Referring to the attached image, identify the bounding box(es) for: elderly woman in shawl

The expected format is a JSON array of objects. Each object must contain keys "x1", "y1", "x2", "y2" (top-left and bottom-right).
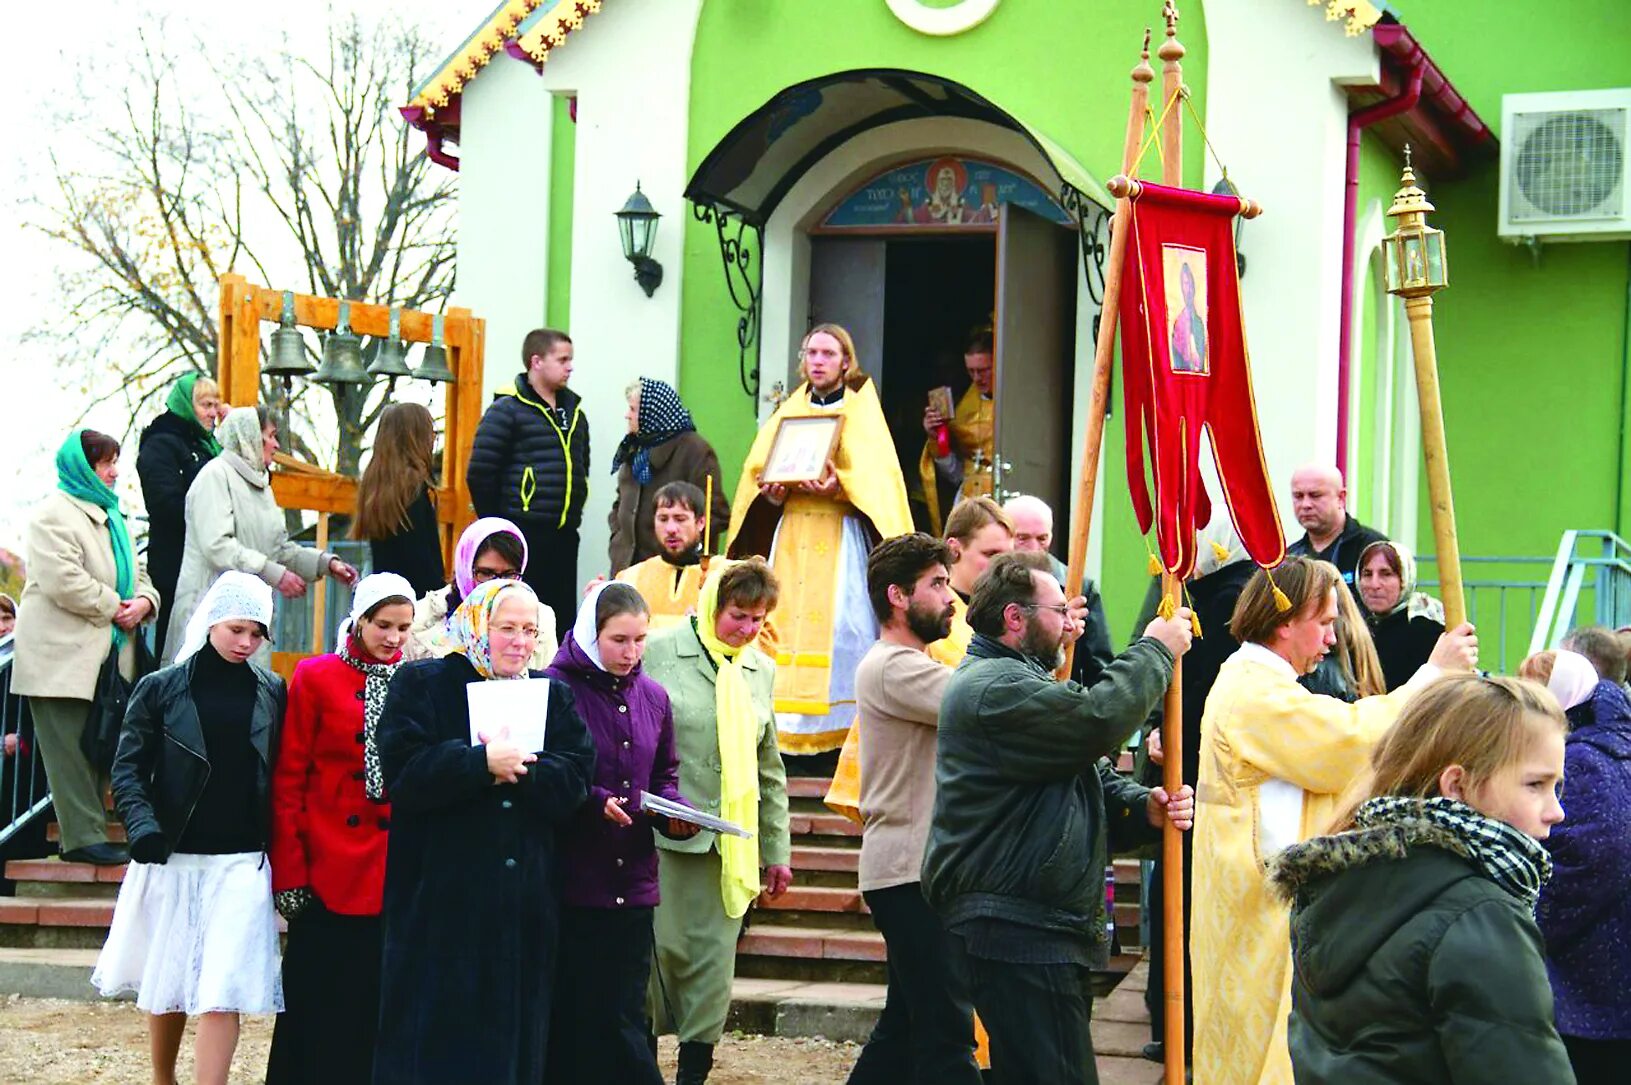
[
  {"x1": 12, "y1": 429, "x2": 160, "y2": 865},
  {"x1": 163, "y1": 406, "x2": 357, "y2": 664},
  {"x1": 1355, "y1": 539, "x2": 1446, "y2": 691},
  {"x1": 136, "y1": 372, "x2": 221, "y2": 658},
  {"x1": 403, "y1": 515, "x2": 558, "y2": 667},
  {"x1": 607, "y1": 377, "x2": 731, "y2": 574},
  {"x1": 643, "y1": 557, "x2": 792, "y2": 1085},
  {"x1": 373, "y1": 578, "x2": 595, "y2": 1085}
]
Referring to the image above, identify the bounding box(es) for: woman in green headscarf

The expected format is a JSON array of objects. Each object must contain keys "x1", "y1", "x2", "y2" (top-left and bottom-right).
[
  {"x1": 13, "y1": 429, "x2": 160, "y2": 866},
  {"x1": 137, "y1": 372, "x2": 222, "y2": 657}
]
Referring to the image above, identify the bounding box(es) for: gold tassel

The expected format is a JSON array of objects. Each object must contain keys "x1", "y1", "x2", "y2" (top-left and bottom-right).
[
  {"x1": 1191, "y1": 612, "x2": 1203, "y2": 638},
  {"x1": 1157, "y1": 595, "x2": 1176, "y2": 621},
  {"x1": 1211, "y1": 540, "x2": 1231, "y2": 564},
  {"x1": 1148, "y1": 553, "x2": 1163, "y2": 576},
  {"x1": 1266, "y1": 567, "x2": 1293, "y2": 612}
]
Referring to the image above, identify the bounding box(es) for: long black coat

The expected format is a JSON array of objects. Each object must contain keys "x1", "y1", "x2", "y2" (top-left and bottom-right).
[
  {"x1": 135, "y1": 411, "x2": 216, "y2": 656},
  {"x1": 373, "y1": 655, "x2": 596, "y2": 1085}
]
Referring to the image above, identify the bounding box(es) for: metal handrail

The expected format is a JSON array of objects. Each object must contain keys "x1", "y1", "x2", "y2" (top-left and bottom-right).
[
  {"x1": 0, "y1": 643, "x2": 52, "y2": 850},
  {"x1": 1528, "y1": 530, "x2": 1631, "y2": 654}
]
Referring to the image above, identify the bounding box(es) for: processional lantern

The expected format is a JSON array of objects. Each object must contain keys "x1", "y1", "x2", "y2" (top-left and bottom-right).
[
  {"x1": 615, "y1": 182, "x2": 664, "y2": 297},
  {"x1": 1382, "y1": 147, "x2": 1448, "y2": 299},
  {"x1": 264, "y1": 290, "x2": 315, "y2": 383},
  {"x1": 314, "y1": 301, "x2": 369, "y2": 385}
]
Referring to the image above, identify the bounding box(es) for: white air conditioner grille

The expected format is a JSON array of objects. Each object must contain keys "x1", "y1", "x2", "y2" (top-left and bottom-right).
[{"x1": 1509, "y1": 108, "x2": 1626, "y2": 221}]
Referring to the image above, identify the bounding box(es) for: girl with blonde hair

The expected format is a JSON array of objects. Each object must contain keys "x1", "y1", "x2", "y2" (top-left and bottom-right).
[{"x1": 1268, "y1": 674, "x2": 1574, "y2": 1083}]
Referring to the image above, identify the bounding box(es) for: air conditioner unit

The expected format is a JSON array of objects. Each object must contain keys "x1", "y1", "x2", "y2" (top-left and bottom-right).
[{"x1": 1499, "y1": 88, "x2": 1631, "y2": 242}]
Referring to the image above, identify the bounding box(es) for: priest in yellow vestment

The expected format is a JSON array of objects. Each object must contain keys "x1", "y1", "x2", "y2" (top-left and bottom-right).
[
  {"x1": 615, "y1": 479, "x2": 710, "y2": 630},
  {"x1": 918, "y1": 329, "x2": 995, "y2": 537},
  {"x1": 1191, "y1": 556, "x2": 1476, "y2": 1085},
  {"x1": 729, "y1": 324, "x2": 913, "y2": 755}
]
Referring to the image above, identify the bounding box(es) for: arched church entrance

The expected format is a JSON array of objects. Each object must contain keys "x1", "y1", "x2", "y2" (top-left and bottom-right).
[{"x1": 686, "y1": 69, "x2": 1113, "y2": 538}]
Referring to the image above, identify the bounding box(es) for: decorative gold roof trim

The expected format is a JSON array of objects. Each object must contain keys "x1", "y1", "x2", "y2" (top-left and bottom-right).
[
  {"x1": 407, "y1": 0, "x2": 603, "y2": 120},
  {"x1": 1306, "y1": 0, "x2": 1383, "y2": 37}
]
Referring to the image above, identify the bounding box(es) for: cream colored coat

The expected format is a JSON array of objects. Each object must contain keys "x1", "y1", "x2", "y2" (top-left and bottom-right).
[
  {"x1": 162, "y1": 456, "x2": 329, "y2": 664},
  {"x1": 1190, "y1": 643, "x2": 1440, "y2": 1085},
  {"x1": 12, "y1": 492, "x2": 159, "y2": 700}
]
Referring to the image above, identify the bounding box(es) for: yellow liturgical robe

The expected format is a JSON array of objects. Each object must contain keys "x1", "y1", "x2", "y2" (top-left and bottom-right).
[
  {"x1": 616, "y1": 556, "x2": 706, "y2": 632},
  {"x1": 1191, "y1": 642, "x2": 1440, "y2": 1085},
  {"x1": 918, "y1": 384, "x2": 994, "y2": 537},
  {"x1": 729, "y1": 376, "x2": 913, "y2": 754}
]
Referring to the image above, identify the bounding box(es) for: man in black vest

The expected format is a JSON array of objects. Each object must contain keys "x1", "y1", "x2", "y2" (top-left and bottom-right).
[
  {"x1": 1285, "y1": 463, "x2": 1386, "y2": 587},
  {"x1": 467, "y1": 328, "x2": 590, "y2": 628}
]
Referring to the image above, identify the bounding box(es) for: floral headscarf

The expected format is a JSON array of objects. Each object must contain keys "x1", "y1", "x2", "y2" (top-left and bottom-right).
[
  {"x1": 453, "y1": 517, "x2": 529, "y2": 600},
  {"x1": 611, "y1": 377, "x2": 696, "y2": 485},
  {"x1": 449, "y1": 578, "x2": 539, "y2": 679}
]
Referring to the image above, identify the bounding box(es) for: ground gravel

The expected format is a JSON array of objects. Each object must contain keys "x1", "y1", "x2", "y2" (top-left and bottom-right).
[{"x1": 0, "y1": 995, "x2": 862, "y2": 1083}]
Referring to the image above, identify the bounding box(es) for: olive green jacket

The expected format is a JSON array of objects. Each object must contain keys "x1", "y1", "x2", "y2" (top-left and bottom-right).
[{"x1": 642, "y1": 618, "x2": 791, "y2": 867}]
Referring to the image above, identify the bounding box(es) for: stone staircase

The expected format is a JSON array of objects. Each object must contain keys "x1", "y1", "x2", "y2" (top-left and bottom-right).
[{"x1": 0, "y1": 774, "x2": 1147, "y2": 1020}]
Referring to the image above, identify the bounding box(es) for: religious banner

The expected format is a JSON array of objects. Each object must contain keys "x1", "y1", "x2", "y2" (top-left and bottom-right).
[
  {"x1": 819, "y1": 155, "x2": 1070, "y2": 231},
  {"x1": 1118, "y1": 181, "x2": 1284, "y2": 578}
]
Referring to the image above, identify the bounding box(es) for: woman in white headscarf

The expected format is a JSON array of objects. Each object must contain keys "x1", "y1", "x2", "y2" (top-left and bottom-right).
[
  {"x1": 95, "y1": 570, "x2": 285, "y2": 1085},
  {"x1": 1355, "y1": 540, "x2": 1446, "y2": 692},
  {"x1": 163, "y1": 405, "x2": 359, "y2": 664},
  {"x1": 267, "y1": 572, "x2": 415, "y2": 1084}
]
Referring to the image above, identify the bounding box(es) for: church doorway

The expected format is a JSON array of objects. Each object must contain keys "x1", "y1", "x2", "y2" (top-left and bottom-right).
[{"x1": 805, "y1": 159, "x2": 1078, "y2": 539}]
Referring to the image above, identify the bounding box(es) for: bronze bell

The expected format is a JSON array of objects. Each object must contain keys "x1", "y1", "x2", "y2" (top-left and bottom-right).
[
  {"x1": 263, "y1": 291, "x2": 315, "y2": 379},
  {"x1": 367, "y1": 307, "x2": 415, "y2": 379},
  {"x1": 313, "y1": 300, "x2": 370, "y2": 386},
  {"x1": 415, "y1": 313, "x2": 455, "y2": 383}
]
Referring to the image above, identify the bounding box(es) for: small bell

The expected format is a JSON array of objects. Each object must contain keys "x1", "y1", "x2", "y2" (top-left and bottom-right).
[
  {"x1": 415, "y1": 313, "x2": 455, "y2": 383},
  {"x1": 367, "y1": 307, "x2": 415, "y2": 379},
  {"x1": 313, "y1": 300, "x2": 370, "y2": 386},
  {"x1": 263, "y1": 291, "x2": 315, "y2": 380}
]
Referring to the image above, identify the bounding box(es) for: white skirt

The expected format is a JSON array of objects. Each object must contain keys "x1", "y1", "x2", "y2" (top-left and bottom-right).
[{"x1": 92, "y1": 852, "x2": 283, "y2": 1015}]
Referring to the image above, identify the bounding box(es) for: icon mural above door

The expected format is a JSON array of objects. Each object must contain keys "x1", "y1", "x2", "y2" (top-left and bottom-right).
[{"x1": 819, "y1": 156, "x2": 1070, "y2": 232}]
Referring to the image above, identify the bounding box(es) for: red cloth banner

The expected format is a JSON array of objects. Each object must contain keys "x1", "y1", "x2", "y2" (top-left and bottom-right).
[{"x1": 1118, "y1": 181, "x2": 1284, "y2": 578}]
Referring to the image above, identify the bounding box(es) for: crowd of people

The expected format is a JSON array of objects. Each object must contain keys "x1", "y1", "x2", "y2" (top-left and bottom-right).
[{"x1": 0, "y1": 321, "x2": 1626, "y2": 1085}]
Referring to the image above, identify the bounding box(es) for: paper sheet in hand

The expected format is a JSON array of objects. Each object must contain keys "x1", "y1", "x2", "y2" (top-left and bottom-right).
[
  {"x1": 639, "y1": 791, "x2": 754, "y2": 839},
  {"x1": 466, "y1": 678, "x2": 549, "y2": 752}
]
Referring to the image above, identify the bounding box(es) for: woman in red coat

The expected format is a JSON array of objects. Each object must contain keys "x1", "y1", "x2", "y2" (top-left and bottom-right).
[{"x1": 267, "y1": 572, "x2": 416, "y2": 1084}]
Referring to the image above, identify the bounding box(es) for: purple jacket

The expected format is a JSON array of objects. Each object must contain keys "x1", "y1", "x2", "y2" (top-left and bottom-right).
[
  {"x1": 1537, "y1": 679, "x2": 1631, "y2": 1039},
  {"x1": 546, "y1": 635, "x2": 685, "y2": 909}
]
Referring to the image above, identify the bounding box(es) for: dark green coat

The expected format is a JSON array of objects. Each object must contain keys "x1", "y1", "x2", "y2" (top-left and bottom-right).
[
  {"x1": 1269, "y1": 817, "x2": 1575, "y2": 1085},
  {"x1": 921, "y1": 634, "x2": 1172, "y2": 960}
]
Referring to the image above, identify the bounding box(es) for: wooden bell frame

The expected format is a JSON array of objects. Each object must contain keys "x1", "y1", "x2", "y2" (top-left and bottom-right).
[{"x1": 215, "y1": 272, "x2": 486, "y2": 672}]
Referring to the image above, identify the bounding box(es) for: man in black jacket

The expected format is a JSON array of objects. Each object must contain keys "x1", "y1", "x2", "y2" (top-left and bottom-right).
[
  {"x1": 1285, "y1": 463, "x2": 1386, "y2": 586},
  {"x1": 466, "y1": 328, "x2": 590, "y2": 627},
  {"x1": 921, "y1": 552, "x2": 1195, "y2": 1084}
]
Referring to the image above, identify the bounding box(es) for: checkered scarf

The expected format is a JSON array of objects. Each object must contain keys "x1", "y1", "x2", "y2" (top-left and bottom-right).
[
  {"x1": 611, "y1": 377, "x2": 695, "y2": 484},
  {"x1": 1355, "y1": 795, "x2": 1553, "y2": 907}
]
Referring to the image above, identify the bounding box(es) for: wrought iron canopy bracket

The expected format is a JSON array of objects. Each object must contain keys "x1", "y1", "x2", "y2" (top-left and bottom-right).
[
  {"x1": 692, "y1": 200, "x2": 765, "y2": 404},
  {"x1": 1059, "y1": 183, "x2": 1112, "y2": 338}
]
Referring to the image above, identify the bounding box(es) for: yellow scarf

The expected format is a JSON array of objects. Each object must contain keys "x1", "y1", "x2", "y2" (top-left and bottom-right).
[{"x1": 695, "y1": 563, "x2": 762, "y2": 918}]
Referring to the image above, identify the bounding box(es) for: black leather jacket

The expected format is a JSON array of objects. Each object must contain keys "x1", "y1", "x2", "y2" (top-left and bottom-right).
[{"x1": 110, "y1": 655, "x2": 285, "y2": 852}]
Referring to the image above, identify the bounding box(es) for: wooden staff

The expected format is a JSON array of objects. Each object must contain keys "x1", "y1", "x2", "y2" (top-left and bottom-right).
[
  {"x1": 312, "y1": 510, "x2": 330, "y2": 654},
  {"x1": 1156, "y1": 8, "x2": 1188, "y2": 1085},
  {"x1": 1060, "y1": 33, "x2": 1155, "y2": 676},
  {"x1": 702, "y1": 474, "x2": 715, "y2": 573}
]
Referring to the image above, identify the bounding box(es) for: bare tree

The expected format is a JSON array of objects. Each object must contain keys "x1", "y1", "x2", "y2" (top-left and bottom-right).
[{"x1": 30, "y1": 11, "x2": 456, "y2": 475}]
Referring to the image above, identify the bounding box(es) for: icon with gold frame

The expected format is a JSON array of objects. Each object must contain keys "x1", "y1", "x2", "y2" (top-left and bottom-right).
[{"x1": 760, "y1": 415, "x2": 845, "y2": 485}]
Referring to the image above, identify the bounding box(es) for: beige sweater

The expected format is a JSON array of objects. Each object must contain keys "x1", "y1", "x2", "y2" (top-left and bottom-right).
[{"x1": 855, "y1": 641, "x2": 950, "y2": 892}]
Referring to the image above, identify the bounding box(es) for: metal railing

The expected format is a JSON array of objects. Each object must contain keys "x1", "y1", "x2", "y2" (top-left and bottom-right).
[
  {"x1": 1416, "y1": 555, "x2": 1553, "y2": 675},
  {"x1": 1528, "y1": 530, "x2": 1631, "y2": 654},
  {"x1": 271, "y1": 540, "x2": 372, "y2": 656},
  {"x1": 0, "y1": 640, "x2": 52, "y2": 850}
]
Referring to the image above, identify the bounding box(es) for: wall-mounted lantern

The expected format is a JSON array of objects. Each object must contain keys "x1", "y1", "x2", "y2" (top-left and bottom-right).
[{"x1": 615, "y1": 182, "x2": 663, "y2": 297}]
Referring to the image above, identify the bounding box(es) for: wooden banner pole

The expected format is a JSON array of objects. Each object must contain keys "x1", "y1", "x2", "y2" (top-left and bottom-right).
[
  {"x1": 1405, "y1": 295, "x2": 1467, "y2": 628},
  {"x1": 1060, "y1": 33, "x2": 1155, "y2": 677},
  {"x1": 1156, "y1": 7, "x2": 1188, "y2": 1085}
]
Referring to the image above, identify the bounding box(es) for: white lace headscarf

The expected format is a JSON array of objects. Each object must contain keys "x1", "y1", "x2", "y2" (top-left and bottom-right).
[
  {"x1": 337, "y1": 572, "x2": 416, "y2": 644},
  {"x1": 218, "y1": 406, "x2": 269, "y2": 488},
  {"x1": 174, "y1": 570, "x2": 274, "y2": 662}
]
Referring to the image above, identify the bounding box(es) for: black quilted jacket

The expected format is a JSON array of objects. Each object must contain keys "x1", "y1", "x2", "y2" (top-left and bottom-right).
[{"x1": 466, "y1": 374, "x2": 591, "y2": 530}]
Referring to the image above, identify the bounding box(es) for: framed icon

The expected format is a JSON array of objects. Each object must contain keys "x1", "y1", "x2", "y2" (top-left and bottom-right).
[{"x1": 761, "y1": 415, "x2": 845, "y2": 485}]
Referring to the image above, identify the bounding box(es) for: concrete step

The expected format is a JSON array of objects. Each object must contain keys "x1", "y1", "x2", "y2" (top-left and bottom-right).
[
  {"x1": 4, "y1": 859, "x2": 124, "y2": 900},
  {"x1": 47, "y1": 822, "x2": 128, "y2": 844},
  {"x1": 788, "y1": 812, "x2": 861, "y2": 839},
  {"x1": 758, "y1": 885, "x2": 868, "y2": 916},
  {"x1": 789, "y1": 844, "x2": 859, "y2": 874},
  {"x1": 785, "y1": 777, "x2": 834, "y2": 800}
]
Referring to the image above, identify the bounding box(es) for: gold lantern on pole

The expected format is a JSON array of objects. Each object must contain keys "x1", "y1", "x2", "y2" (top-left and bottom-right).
[{"x1": 1384, "y1": 147, "x2": 1465, "y2": 628}]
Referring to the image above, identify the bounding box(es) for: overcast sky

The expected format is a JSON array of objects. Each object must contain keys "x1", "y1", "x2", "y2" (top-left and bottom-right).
[{"x1": 0, "y1": 0, "x2": 486, "y2": 552}]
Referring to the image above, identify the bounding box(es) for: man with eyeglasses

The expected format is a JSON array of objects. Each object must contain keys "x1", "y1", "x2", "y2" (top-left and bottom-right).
[{"x1": 921, "y1": 551, "x2": 1195, "y2": 1084}]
